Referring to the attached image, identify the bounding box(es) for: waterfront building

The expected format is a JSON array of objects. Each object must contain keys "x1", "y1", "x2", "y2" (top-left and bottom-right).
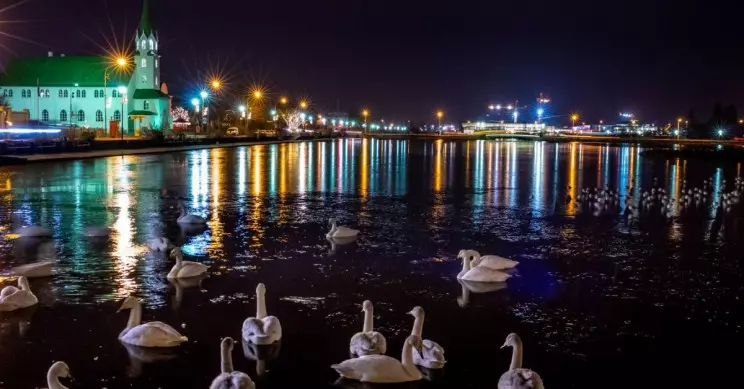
[{"x1": 0, "y1": 0, "x2": 171, "y2": 135}]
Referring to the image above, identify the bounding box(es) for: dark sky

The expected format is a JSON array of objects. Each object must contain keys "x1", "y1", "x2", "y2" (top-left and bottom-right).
[{"x1": 1, "y1": 0, "x2": 743, "y2": 124}]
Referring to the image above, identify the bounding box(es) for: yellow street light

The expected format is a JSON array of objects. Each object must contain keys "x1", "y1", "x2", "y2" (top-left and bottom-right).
[
  {"x1": 116, "y1": 57, "x2": 127, "y2": 67},
  {"x1": 436, "y1": 111, "x2": 444, "y2": 128},
  {"x1": 570, "y1": 114, "x2": 579, "y2": 128},
  {"x1": 253, "y1": 90, "x2": 263, "y2": 99},
  {"x1": 211, "y1": 80, "x2": 221, "y2": 89},
  {"x1": 299, "y1": 100, "x2": 308, "y2": 109},
  {"x1": 280, "y1": 97, "x2": 288, "y2": 104}
]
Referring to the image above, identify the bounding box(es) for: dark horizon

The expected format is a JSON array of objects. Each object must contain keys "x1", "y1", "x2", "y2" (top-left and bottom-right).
[{"x1": 1, "y1": 0, "x2": 742, "y2": 124}]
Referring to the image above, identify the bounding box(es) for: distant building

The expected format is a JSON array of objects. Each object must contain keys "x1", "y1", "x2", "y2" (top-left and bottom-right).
[
  {"x1": 462, "y1": 121, "x2": 546, "y2": 133},
  {"x1": 0, "y1": 0, "x2": 171, "y2": 135}
]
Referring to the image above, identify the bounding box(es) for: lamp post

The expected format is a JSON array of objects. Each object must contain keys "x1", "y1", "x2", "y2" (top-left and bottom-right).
[
  {"x1": 436, "y1": 111, "x2": 443, "y2": 133},
  {"x1": 200, "y1": 90, "x2": 208, "y2": 133},
  {"x1": 676, "y1": 118, "x2": 683, "y2": 140},
  {"x1": 362, "y1": 109, "x2": 369, "y2": 133},
  {"x1": 191, "y1": 98, "x2": 200, "y2": 132},
  {"x1": 118, "y1": 86, "x2": 127, "y2": 141},
  {"x1": 239, "y1": 105, "x2": 246, "y2": 134},
  {"x1": 571, "y1": 114, "x2": 579, "y2": 130}
]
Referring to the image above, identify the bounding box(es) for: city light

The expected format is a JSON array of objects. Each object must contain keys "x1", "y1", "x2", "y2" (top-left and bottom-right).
[
  {"x1": 191, "y1": 98, "x2": 199, "y2": 107},
  {"x1": 299, "y1": 100, "x2": 308, "y2": 109},
  {"x1": 436, "y1": 111, "x2": 443, "y2": 119},
  {"x1": 280, "y1": 97, "x2": 288, "y2": 104},
  {"x1": 537, "y1": 108, "x2": 544, "y2": 116},
  {"x1": 116, "y1": 57, "x2": 127, "y2": 67},
  {"x1": 238, "y1": 105, "x2": 246, "y2": 112},
  {"x1": 718, "y1": 129, "x2": 724, "y2": 137},
  {"x1": 211, "y1": 80, "x2": 221, "y2": 89},
  {"x1": 496, "y1": 104, "x2": 502, "y2": 110},
  {"x1": 200, "y1": 90, "x2": 208, "y2": 99},
  {"x1": 253, "y1": 90, "x2": 262, "y2": 99}
]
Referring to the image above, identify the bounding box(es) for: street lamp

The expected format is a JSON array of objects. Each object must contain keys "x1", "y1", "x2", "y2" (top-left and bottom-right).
[
  {"x1": 253, "y1": 90, "x2": 262, "y2": 99},
  {"x1": 117, "y1": 86, "x2": 127, "y2": 141},
  {"x1": 571, "y1": 114, "x2": 579, "y2": 129},
  {"x1": 537, "y1": 108, "x2": 544, "y2": 122},
  {"x1": 211, "y1": 80, "x2": 221, "y2": 90},
  {"x1": 299, "y1": 100, "x2": 308, "y2": 109},
  {"x1": 116, "y1": 57, "x2": 127, "y2": 67},
  {"x1": 280, "y1": 97, "x2": 288, "y2": 105},
  {"x1": 436, "y1": 111, "x2": 444, "y2": 130},
  {"x1": 200, "y1": 90, "x2": 208, "y2": 132},
  {"x1": 676, "y1": 118, "x2": 683, "y2": 139}
]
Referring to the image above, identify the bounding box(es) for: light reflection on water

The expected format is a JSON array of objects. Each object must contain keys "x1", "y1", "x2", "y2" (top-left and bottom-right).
[{"x1": 0, "y1": 139, "x2": 743, "y2": 388}]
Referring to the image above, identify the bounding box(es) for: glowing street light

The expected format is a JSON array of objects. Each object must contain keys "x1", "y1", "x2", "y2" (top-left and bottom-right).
[
  {"x1": 299, "y1": 100, "x2": 308, "y2": 109},
  {"x1": 362, "y1": 109, "x2": 369, "y2": 122},
  {"x1": 253, "y1": 90, "x2": 262, "y2": 99},
  {"x1": 191, "y1": 98, "x2": 199, "y2": 107},
  {"x1": 571, "y1": 114, "x2": 579, "y2": 128},
  {"x1": 116, "y1": 57, "x2": 127, "y2": 67},
  {"x1": 210, "y1": 80, "x2": 221, "y2": 90},
  {"x1": 436, "y1": 110, "x2": 444, "y2": 129},
  {"x1": 280, "y1": 97, "x2": 288, "y2": 104},
  {"x1": 200, "y1": 90, "x2": 208, "y2": 99}
]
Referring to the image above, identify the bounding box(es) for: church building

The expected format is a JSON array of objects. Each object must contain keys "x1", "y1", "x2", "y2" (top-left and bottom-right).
[{"x1": 0, "y1": 0, "x2": 171, "y2": 135}]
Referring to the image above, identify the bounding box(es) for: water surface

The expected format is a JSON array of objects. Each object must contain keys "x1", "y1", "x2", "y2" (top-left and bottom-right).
[{"x1": 1, "y1": 139, "x2": 743, "y2": 388}]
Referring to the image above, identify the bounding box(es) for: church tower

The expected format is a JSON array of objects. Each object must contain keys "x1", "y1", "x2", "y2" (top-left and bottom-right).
[{"x1": 133, "y1": 0, "x2": 160, "y2": 91}]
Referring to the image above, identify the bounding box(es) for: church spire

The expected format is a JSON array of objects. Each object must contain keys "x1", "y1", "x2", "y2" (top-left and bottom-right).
[{"x1": 138, "y1": 0, "x2": 153, "y2": 36}]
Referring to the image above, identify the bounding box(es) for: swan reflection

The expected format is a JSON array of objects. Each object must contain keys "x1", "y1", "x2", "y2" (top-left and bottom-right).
[
  {"x1": 457, "y1": 279, "x2": 507, "y2": 308},
  {"x1": 242, "y1": 340, "x2": 281, "y2": 377},
  {"x1": 0, "y1": 305, "x2": 37, "y2": 338},
  {"x1": 121, "y1": 342, "x2": 178, "y2": 378},
  {"x1": 333, "y1": 377, "x2": 420, "y2": 389},
  {"x1": 168, "y1": 273, "x2": 207, "y2": 310},
  {"x1": 327, "y1": 236, "x2": 358, "y2": 255}
]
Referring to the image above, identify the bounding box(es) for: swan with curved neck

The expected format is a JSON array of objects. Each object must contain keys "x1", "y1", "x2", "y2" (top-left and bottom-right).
[
  {"x1": 0, "y1": 276, "x2": 38, "y2": 312},
  {"x1": 332, "y1": 335, "x2": 424, "y2": 383},
  {"x1": 349, "y1": 300, "x2": 387, "y2": 356},
  {"x1": 117, "y1": 296, "x2": 188, "y2": 347},
  {"x1": 210, "y1": 337, "x2": 255, "y2": 389},
  {"x1": 457, "y1": 255, "x2": 511, "y2": 283},
  {"x1": 46, "y1": 361, "x2": 72, "y2": 389},
  {"x1": 177, "y1": 201, "x2": 207, "y2": 225},
  {"x1": 408, "y1": 306, "x2": 446, "y2": 369},
  {"x1": 11, "y1": 214, "x2": 51, "y2": 238},
  {"x1": 326, "y1": 218, "x2": 359, "y2": 238},
  {"x1": 498, "y1": 333, "x2": 544, "y2": 389},
  {"x1": 167, "y1": 248, "x2": 208, "y2": 279},
  {"x1": 242, "y1": 283, "x2": 282, "y2": 344},
  {"x1": 459, "y1": 249, "x2": 519, "y2": 271}
]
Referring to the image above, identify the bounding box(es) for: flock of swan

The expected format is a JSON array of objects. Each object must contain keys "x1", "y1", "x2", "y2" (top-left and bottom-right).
[{"x1": 1, "y1": 203, "x2": 539, "y2": 388}]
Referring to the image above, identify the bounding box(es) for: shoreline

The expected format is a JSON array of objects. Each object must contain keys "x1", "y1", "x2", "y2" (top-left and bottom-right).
[{"x1": 3, "y1": 133, "x2": 743, "y2": 166}]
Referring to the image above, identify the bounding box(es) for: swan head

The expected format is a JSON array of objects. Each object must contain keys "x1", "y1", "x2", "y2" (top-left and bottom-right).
[
  {"x1": 457, "y1": 249, "x2": 479, "y2": 261},
  {"x1": 221, "y1": 336, "x2": 235, "y2": 351},
  {"x1": 256, "y1": 283, "x2": 266, "y2": 296},
  {"x1": 117, "y1": 296, "x2": 140, "y2": 312},
  {"x1": 501, "y1": 332, "x2": 522, "y2": 349},
  {"x1": 328, "y1": 218, "x2": 337, "y2": 226},
  {"x1": 169, "y1": 247, "x2": 183, "y2": 261},
  {"x1": 407, "y1": 306, "x2": 424, "y2": 318},
  {"x1": 361, "y1": 300, "x2": 373, "y2": 312},
  {"x1": 17, "y1": 276, "x2": 30, "y2": 290},
  {"x1": 49, "y1": 361, "x2": 72, "y2": 379},
  {"x1": 405, "y1": 335, "x2": 424, "y2": 353}
]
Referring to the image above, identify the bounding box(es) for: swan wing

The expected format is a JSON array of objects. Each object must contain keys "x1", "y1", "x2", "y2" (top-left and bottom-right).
[
  {"x1": 242, "y1": 317, "x2": 281, "y2": 343},
  {"x1": 0, "y1": 286, "x2": 20, "y2": 299},
  {"x1": 120, "y1": 322, "x2": 187, "y2": 348},
  {"x1": 178, "y1": 262, "x2": 209, "y2": 278},
  {"x1": 210, "y1": 372, "x2": 255, "y2": 389},
  {"x1": 0, "y1": 290, "x2": 38, "y2": 311},
  {"x1": 332, "y1": 226, "x2": 359, "y2": 237},
  {"x1": 478, "y1": 255, "x2": 519, "y2": 270},
  {"x1": 332, "y1": 355, "x2": 414, "y2": 383},
  {"x1": 460, "y1": 267, "x2": 511, "y2": 283},
  {"x1": 350, "y1": 331, "x2": 387, "y2": 356},
  {"x1": 422, "y1": 339, "x2": 446, "y2": 362},
  {"x1": 498, "y1": 368, "x2": 544, "y2": 389}
]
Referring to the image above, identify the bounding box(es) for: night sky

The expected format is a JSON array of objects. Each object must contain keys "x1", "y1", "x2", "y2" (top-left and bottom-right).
[{"x1": 1, "y1": 0, "x2": 742, "y2": 124}]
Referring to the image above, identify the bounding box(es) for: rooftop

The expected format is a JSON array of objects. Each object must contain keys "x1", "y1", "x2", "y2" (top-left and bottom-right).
[{"x1": 0, "y1": 56, "x2": 131, "y2": 87}]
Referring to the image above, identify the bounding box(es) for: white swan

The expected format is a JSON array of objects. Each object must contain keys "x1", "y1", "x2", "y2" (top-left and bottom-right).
[
  {"x1": 459, "y1": 249, "x2": 519, "y2": 271},
  {"x1": 167, "y1": 248, "x2": 209, "y2": 279},
  {"x1": 327, "y1": 218, "x2": 359, "y2": 238},
  {"x1": 498, "y1": 333, "x2": 544, "y2": 389},
  {"x1": 11, "y1": 215, "x2": 51, "y2": 238},
  {"x1": 11, "y1": 241, "x2": 56, "y2": 278},
  {"x1": 332, "y1": 335, "x2": 424, "y2": 383},
  {"x1": 149, "y1": 237, "x2": 172, "y2": 252},
  {"x1": 45, "y1": 361, "x2": 72, "y2": 389},
  {"x1": 177, "y1": 202, "x2": 207, "y2": 225},
  {"x1": 0, "y1": 276, "x2": 38, "y2": 312},
  {"x1": 457, "y1": 255, "x2": 511, "y2": 283},
  {"x1": 117, "y1": 296, "x2": 188, "y2": 347},
  {"x1": 242, "y1": 283, "x2": 282, "y2": 345},
  {"x1": 349, "y1": 300, "x2": 387, "y2": 357},
  {"x1": 408, "y1": 306, "x2": 446, "y2": 369},
  {"x1": 210, "y1": 337, "x2": 256, "y2": 389}
]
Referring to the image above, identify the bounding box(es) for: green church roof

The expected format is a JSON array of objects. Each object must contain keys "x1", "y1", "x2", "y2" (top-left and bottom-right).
[
  {"x1": 139, "y1": 0, "x2": 153, "y2": 36},
  {"x1": 0, "y1": 56, "x2": 130, "y2": 87},
  {"x1": 133, "y1": 89, "x2": 169, "y2": 99}
]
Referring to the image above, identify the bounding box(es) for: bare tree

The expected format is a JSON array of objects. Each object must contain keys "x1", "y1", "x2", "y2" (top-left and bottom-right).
[{"x1": 281, "y1": 108, "x2": 303, "y2": 132}]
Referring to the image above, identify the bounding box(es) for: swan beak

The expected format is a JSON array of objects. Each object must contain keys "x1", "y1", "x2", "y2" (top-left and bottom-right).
[
  {"x1": 407, "y1": 310, "x2": 414, "y2": 315},
  {"x1": 500, "y1": 341, "x2": 509, "y2": 349}
]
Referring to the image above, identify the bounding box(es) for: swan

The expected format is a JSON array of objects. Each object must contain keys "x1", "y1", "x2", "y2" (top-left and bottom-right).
[
  {"x1": 11, "y1": 241, "x2": 56, "y2": 278},
  {"x1": 332, "y1": 335, "x2": 424, "y2": 383},
  {"x1": 408, "y1": 306, "x2": 446, "y2": 369},
  {"x1": 117, "y1": 296, "x2": 188, "y2": 347},
  {"x1": 459, "y1": 249, "x2": 519, "y2": 271},
  {"x1": 149, "y1": 237, "x2": 172, "y2": 252},
  {"x1": 177, "y1": 201, "x2": 207, "y2": 225},
  {"x1": 457, "y1": 255, "x2": 511, "y2": 283},
  {"x1": 167, "y1": 248, "x2": 209, "y2": 279},
  {"x1": 11, "y1": 215, "x2": 51, "y2": 238},
  {"x1": 210, "y1": 337, "x2": 256, "y2": 389},
  {"x1": 242, "y1": 283, "x2": 282, "y2": 345},
  {"x1": 45, "y1": 361, "x2": 72, "y2": 389},
  {"x1": 327, "y1": 218, "x2": 359, "y2": 238},
  {"x1": 498, "y1": 333, "x2": 544, "y2": 389},
  {"x1": 349, "y1": 300, "x2": 387, "y2": 357},
  {"x1": 0, "y1": 277, "x2": 38, "y2": 312}
]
